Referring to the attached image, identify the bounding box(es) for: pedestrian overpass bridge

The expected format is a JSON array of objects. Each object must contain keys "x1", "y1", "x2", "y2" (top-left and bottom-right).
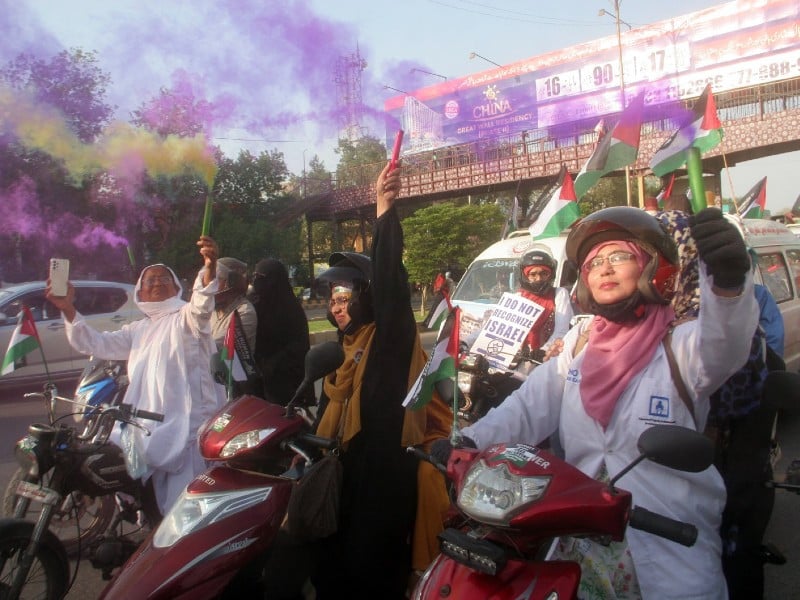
[{"x1": 284, "y1": 77, "x2": 800, "y2": 228}]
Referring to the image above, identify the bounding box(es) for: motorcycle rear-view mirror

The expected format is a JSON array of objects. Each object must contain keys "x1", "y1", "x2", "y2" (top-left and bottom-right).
[
  {"x1": 286, "y1": 342, "x2": 345, "y2": 413},
  {"x1": 637, "y1": 425, "x2": 713, "y2": 473},
  {"x1": 304, "y1": 341, "x2": 345, "y2": 383},
  {"x1": 609, "y1": 425, "x2": 712, "y2": 489}
]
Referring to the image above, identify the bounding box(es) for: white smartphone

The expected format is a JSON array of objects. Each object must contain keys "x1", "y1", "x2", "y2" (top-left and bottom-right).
[{"x1": 49, "y1": 258, "x2": 70, "y2": 297}]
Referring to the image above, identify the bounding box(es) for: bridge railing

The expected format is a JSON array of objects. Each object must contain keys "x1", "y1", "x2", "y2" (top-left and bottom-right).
[{"x1": 302, "y1": 77, "x2": 800, "y2": 218}]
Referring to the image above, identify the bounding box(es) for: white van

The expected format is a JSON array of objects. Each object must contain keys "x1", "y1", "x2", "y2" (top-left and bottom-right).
[
  {"x1": 450, "y1": 230, "x2": 577, "y2": 335},
  {"x1": 735, "y1": 218, "x2": 800, "y2": 372}
]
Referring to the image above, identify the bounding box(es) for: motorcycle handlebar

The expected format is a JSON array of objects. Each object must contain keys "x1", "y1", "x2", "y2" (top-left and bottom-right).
[
  {"x1": 296, "y1": 433, "x2": 339, "y2": 451},
  {"x1": 132, "y1": 408, "x2": 165, "y2": 422},
  {"x1": 406, "y1": 445, "x2": 447, "y2": 474},
  {"x1": 628, "y1": 506, "x2": 698, "y2": 547}
]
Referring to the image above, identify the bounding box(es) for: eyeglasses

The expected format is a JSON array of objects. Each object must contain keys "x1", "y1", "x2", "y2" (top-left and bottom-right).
[
  {"x1": 329, "y1": 296, "x2": 351, "y2": 308},
  {"x1": 142, "y1": 275, "x2": 174, "y2": 287},
  {"x1": 525, "y1": 269, "x2": 550, "y2": 279},
  {"x1": 583, "y1": 251, "x2": 636, "y2": 273}
]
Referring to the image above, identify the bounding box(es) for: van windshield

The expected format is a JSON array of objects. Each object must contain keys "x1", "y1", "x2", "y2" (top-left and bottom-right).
[{"x1": 452, "y1": 259, "x2": 520, "y2": 304}]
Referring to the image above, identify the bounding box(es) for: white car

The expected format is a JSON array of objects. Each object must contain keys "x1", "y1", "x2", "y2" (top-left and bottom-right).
[{"x1": 0, "y1": 280, "x2": 144, "y2": 389}]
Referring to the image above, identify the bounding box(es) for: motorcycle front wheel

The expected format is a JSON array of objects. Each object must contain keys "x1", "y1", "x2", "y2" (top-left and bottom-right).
[
  {"x1": 2, "y1": 468, "x2": 116, "y2": 557},
  {"x1": 0, "y1": 520, "x2": 69, "y2": 600}
]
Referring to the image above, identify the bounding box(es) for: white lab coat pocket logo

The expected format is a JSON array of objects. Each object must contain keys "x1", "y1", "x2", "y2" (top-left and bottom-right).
[{"x1": 648, "y1": 395, "x2": 670, "y2": 419}]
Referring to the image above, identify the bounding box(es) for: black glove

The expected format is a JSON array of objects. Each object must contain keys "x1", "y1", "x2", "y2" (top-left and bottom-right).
[
  {"x1": 689, "y1": 208, "x2": 750, "y2": 289},
  {"x1": 430, "y1": 436, "x2": 476, "y2": 466},
  {"x1": 516, "y1": 347, "x2": 546, "y2": 364}
]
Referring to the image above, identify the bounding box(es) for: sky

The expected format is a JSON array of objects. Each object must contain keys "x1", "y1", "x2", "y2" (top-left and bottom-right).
[{"x1": 5, "y1": 0, "x2": 799, "y2": 213}]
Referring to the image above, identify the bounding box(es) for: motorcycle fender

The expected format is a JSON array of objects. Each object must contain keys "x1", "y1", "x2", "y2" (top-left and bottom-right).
[
  {"x1": 99, "y1": 471, "x2": 293, "y2": 600},
  {"x1": 414, "y1": 554, "x2": 581, "y2": 600}
]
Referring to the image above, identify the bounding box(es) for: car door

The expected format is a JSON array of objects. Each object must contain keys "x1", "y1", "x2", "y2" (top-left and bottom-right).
[
  {"x1": 0, "y1": 288, "x2": 74, "y2": 383},
  {"x1": 69, "y1": 285, "x2": 141, "y2": 369}
]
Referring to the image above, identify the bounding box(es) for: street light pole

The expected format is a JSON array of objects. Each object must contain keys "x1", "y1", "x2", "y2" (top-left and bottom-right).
[
  {"x1": 600, "y1": 1, "x2": 633, "y2": 206},
  {"x1": 382, "y1": 84, "x2": 408, "y2": 95},
  {"x1": 411, "y1": 68, "x2": 447, "y2": 81},
  {"x1": 468, "y1": 52, "x2": 502, "y2": 68}
]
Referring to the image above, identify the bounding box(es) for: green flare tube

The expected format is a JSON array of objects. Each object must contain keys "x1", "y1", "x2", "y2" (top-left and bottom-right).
[
  {"x1": 126, "y1": 245, "x2": 136, "y2": 270},
  {"x1": 201, "y1": 196, "x2": 213, "y2": 236},
  {"x1": 686, "y1": 149, "x2": 708, "y2": 213}
]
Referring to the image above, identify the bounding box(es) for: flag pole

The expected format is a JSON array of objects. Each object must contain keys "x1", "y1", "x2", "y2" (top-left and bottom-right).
[
  {"x1": 450, "y1": 370, "x2": 462, "y2": 445},
  {"x1": 226, "y1": 354, "x2": 234, "y2": 402},
  {"x1": 201, "y1": 196, "x2": 213, "y2": 237},
  {"x1": 38, "y1": 342, "x2": 53, "y2": 387},
  {"x1": 685, "y1": 148, "x2": 708, "y2": 214},
  {"x1": 29, "y1": 303, "x2": 52, "y2": 386}
]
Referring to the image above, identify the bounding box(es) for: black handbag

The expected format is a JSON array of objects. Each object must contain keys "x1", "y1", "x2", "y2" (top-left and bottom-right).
[{"x1": 286, "y1": 452, "x2": 343, "y2": 541}]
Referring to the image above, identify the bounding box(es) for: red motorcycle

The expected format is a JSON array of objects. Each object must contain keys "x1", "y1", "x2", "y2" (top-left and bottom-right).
[
  {"x1": 408, "y1": 424, "x2": 713, "y2": 599},
  {"x1": 98, "y1": 341, "x2": 344, "y2": 599}
]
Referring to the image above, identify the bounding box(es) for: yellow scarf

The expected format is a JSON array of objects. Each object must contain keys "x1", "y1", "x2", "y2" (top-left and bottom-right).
[{"x1": 317, "y1": 323, "x2": 431, "y2": 448}]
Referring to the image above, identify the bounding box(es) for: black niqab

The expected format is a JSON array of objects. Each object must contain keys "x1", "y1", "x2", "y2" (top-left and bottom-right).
[{"x1": 250, "y1": 259, "x2": 311, "y2": 405}]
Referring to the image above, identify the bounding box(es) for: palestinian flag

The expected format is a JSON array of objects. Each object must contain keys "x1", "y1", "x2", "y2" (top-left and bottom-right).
[
  {"x1": 650, "y1": 84, "x2": 723, "y2": 177},
  {"x1": 656, "y1": 173, "x2": 676, "y2": 209},
  {"x1": 220, "y1": 311, "x2": 252, "y2": 385},
  {"x1": 737, "y1": 176, "x2": 767, "y2": 218},
  {"x1": 500, "y1": 196, "x2": 520, "y2": 239},
  {"x1": 1, "y1": 306, "x2": 41, "y2": 376},
  {"x1": 573, "y1": 92, "x2": 645, "y2": 199},
  {"x1": 529, "y1": 168, "x2": 579, "y2": 240},
  {"x1": 427, "y1": 290, "x2": 452, "y2": 332},
  {"x1": 403, "y1": 306, "x2": 461, "y2": 410}
]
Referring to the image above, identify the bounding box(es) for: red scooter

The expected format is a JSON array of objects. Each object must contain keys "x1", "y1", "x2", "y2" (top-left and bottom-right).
[
  {"x1": 408, "y1": 424, "x2": 713, "y2": 599},
  {"x1": 98, "y1": 341, "x2": 344, "y2": 599}
]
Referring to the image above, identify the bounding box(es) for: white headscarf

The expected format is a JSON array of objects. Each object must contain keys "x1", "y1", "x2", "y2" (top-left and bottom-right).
[{"x1": 134, "y1": 264, "x2": 186, "y2": 321}]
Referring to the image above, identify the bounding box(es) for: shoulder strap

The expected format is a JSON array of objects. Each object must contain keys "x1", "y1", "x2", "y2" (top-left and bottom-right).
[{"x1": 662, "y1": 329, "x2": 695, "y2": 423}]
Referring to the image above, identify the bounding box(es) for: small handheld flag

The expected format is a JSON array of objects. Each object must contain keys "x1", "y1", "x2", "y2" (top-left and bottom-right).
[{"x1": 2, "y1": 306, "x2": 43, "y2": 376}]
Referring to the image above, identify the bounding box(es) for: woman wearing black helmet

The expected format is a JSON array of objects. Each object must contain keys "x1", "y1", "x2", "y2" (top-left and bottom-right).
[
  {"x1": 437, "y1": 206, "x2": 757, "y2": 599},
  {"x1": 311, "y1": 163, "x2": 451, "y2": 598},
  {"x1": 517, "y1": 248, "x2": 574, "y2": 362}
]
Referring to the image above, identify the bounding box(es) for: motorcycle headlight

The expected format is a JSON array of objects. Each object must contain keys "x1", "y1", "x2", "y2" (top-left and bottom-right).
[
  {"x1": 153, "y1": 487, "x2": 272, "y2": 547},
  {"x1": 220, "y1": 428, "x2": 276, "y2": 458},
  {"x1": 14, "y1": 436, "x2": 41, "y2": 476},
  {"x1": 457, "y1": 459, "x2": 550, "y2": 525}
]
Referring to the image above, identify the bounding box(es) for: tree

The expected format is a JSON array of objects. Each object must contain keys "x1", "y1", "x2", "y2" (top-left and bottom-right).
[
  {"x1": 214, "y1": 149, "x2": 288, "y2": 207},
  {"x1": 207, "y1": 149, "x2": 303, "y2": 274},
  {"x1": 131, "y1": 77, "x2": 215, "y2": 138},
  {"x1": 0, "y1": 49, "x2": 117, "y2": 281},
  {"x1": 334, "y1": 136, "x2": 387, "y2": 187},
  {"x1": 2, "y1": 49, "x2": 114, "y2": 142},
  {"x1": 402, "y1": 202, "x2": 506, "y2": 287},
  {"x1": 578, "y1": 176, "x2": 628, "y2": 216}
]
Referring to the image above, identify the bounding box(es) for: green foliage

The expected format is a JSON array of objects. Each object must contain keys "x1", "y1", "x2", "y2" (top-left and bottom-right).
[
  {"x1": 287, "y1": 154, "x2": 332, "y2": 197},
  {"x1": 206, "y1": 149, "x2": 302, "y2": 272},
  {"x1": 214, "y1": 149, "x2": 288, "y2": 207},
  {"x1": 578, "y1": 176, "x2": 629, "y2": 216},
  {"x1": 1, "y1": 48, "x2": 114, "y2": 142},
  {"x1": 402, "y1": 203, "x2": 506, "y2": 285},
  {"x1": 131, "y1": 83, "x2": 213, "y2": 138},
  {"x1": 334, "y1": 136, "x2": 386, "y2": 187}
]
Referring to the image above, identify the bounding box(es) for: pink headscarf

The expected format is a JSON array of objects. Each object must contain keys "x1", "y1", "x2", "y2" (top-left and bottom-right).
[{"x1": 579, "y1": 241, "x2": 675, "y2": 429}]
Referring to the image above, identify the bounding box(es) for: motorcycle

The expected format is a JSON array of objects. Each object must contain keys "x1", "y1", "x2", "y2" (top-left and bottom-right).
[
  {"x1": 408, "y1": 424, "x2": 713, "y2": 599},
  {"x1": 456, "y1": 351, "x2": 534, "y2": 423},
  {"x1": 2, "y1": 358, "x2": 129, "y2": 556},
  {"x1": 0, "y1": 381, "x2": 164, "y2": 600},
  {"x1": 97, "y1": 340, "x2": 345, "y2": 599}
]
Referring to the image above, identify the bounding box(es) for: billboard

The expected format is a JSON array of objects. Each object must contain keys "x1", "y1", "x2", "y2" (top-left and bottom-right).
[{"x1": 385, "y1": 0, "x2": 800, "y2": 155}]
